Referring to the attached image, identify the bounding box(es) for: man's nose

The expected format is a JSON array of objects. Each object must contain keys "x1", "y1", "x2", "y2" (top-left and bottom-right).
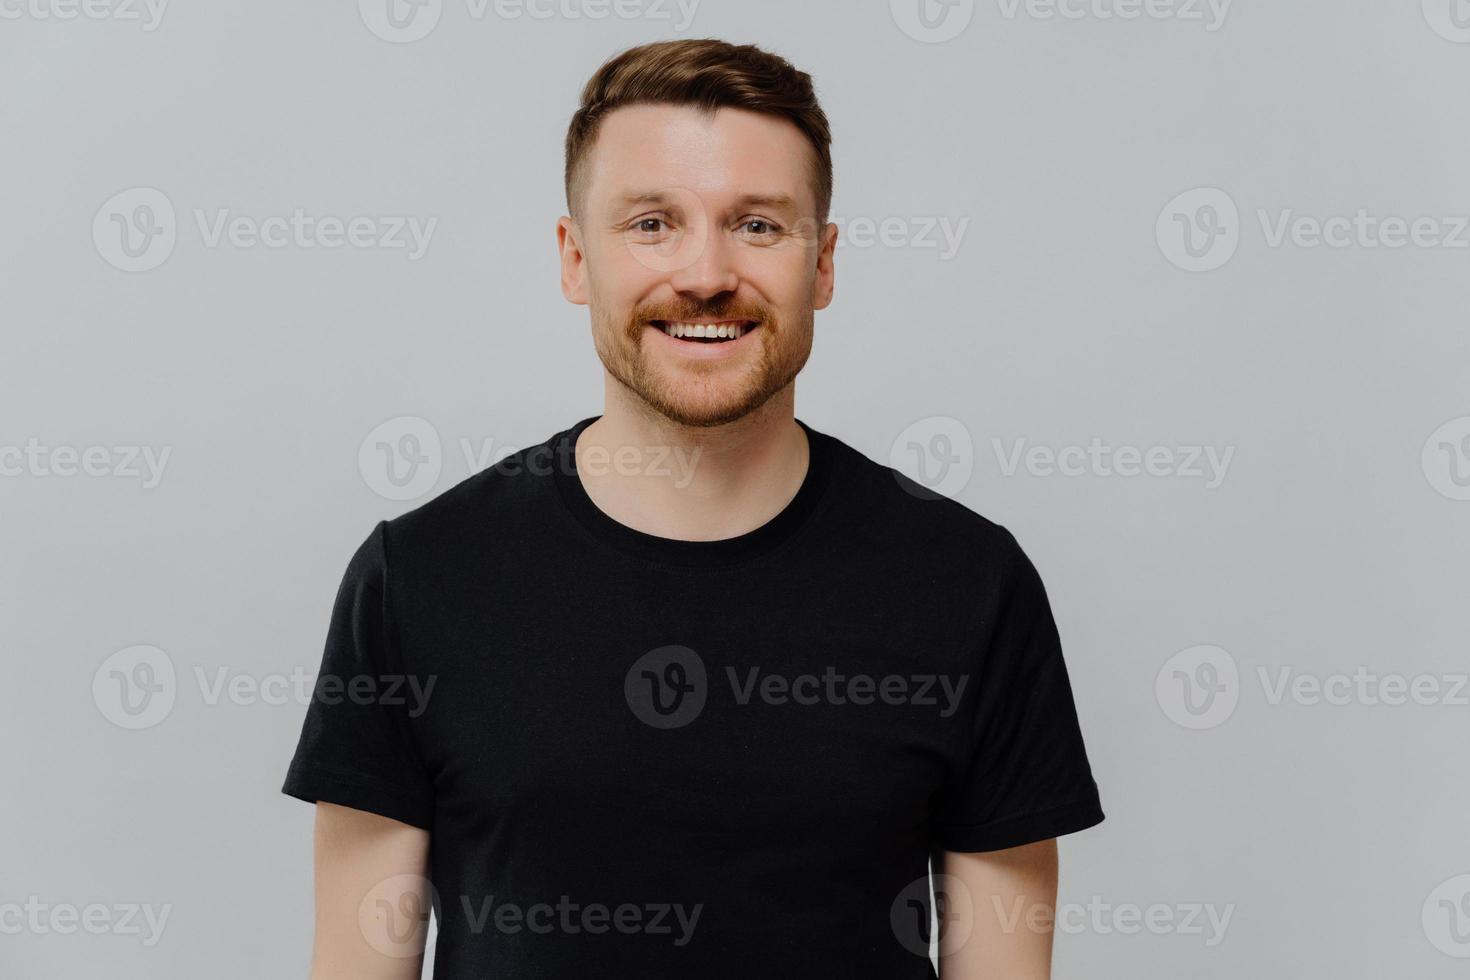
[{"x1": 667, "y1": 218, "x2": 739, "y2": 298}]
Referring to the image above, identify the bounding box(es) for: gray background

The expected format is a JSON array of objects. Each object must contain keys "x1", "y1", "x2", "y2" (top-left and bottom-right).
[{"x1": 3, "y1": 0, "x2": 1469, "y2": 976}]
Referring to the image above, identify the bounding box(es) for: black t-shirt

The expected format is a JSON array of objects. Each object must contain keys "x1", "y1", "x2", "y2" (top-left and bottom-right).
[{"x1": 282, "y1": 415, "x2": 1104, "y2": 978}]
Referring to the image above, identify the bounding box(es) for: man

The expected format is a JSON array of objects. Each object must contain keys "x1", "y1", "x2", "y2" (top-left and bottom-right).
[{"x1": 283, "y1": 37, "x2": 1104, "y2": 979}]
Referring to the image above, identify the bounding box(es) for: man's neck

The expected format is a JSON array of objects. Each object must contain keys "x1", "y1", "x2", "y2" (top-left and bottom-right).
[{"x1": 573, "y1": 384, "x2": 810, "y2": 542}]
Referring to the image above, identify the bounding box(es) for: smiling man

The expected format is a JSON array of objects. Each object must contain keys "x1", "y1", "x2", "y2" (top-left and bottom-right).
[{"x1": 283, "y1": 38, "x2": 1104, "y2": 979}]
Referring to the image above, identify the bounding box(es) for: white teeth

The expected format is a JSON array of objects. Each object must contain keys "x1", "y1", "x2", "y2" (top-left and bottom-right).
[{"x1": 661, "y1": 322, "x2": 748, "y2": 340}]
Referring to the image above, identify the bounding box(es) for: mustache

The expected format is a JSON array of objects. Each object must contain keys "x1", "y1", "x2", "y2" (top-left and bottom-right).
[{"x1": 633, "y1": 302, "x2": 769, "y2": 324}]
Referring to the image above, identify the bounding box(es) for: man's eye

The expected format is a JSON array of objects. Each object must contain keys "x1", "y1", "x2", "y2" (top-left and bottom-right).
[
  {"x1": 740, "y1": 219, "x2": 780, "y2": 238},
  {"x1": 633, "y1": 218, "x2": 667, "y2": 234}
]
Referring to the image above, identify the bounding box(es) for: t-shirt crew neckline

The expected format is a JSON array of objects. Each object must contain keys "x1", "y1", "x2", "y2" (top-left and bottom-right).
[{"x1": 550, "y1": 414, "x2": 834, "y2": 569}]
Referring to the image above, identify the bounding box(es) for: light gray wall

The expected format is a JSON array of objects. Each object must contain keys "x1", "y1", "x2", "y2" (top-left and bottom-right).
[{"x1": 3, "y1": 1, "x2": 1468, "y2": 976}]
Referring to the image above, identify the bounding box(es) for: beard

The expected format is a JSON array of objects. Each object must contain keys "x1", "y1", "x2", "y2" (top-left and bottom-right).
[{"x1": 591, "y1": 296, "x2": 813, "y2": 428}]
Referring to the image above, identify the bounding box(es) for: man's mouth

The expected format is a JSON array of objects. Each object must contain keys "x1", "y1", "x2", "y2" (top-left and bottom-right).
[{"x1": 649, "y1": 320, "x2": 759, "y2": 344}]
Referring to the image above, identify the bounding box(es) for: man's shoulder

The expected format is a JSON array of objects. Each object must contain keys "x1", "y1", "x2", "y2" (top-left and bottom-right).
[
  {"x1": 813, "y1": 423, "x2": 1027, "y2": 572},
  {"x1": 374, "y1": 423, "x2": 572, "y2": 557}
]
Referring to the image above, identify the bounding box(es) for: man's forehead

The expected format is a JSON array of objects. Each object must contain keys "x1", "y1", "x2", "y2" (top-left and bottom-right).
[{"x1": 586, "y1": 104, "x2": 815, "y2": 213}]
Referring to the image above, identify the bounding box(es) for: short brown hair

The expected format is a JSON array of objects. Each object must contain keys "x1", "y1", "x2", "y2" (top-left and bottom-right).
[{"x1": 564, "y1": 39, "x2": 832, "y2": 226}]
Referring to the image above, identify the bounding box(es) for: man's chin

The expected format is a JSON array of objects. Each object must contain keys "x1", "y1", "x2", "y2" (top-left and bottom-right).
[{"x1": 632, "y1": 377, "x2": 778, "y2": 429}]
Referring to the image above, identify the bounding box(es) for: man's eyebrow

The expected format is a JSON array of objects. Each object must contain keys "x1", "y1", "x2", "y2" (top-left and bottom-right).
[
  {"x1": 606, "y1": 191, "x2": 801, "y2": 213},
  {"x1": 732, "y1": 193, "x2": 798, "y2": 213},
  {"x1": 609, "y1": 190, "x2": 677, "y2": 210}
]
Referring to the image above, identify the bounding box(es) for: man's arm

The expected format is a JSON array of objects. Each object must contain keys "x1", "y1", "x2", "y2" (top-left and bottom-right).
[
  {"x1": 308, "y1": 802, "x2": 433, "y2": 980},
  {"x1": 936, "y1": 839, "x2": 1059, "y2": 979}
]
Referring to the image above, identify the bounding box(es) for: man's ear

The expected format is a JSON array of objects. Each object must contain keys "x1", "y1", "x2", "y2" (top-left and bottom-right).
[
  {"x1": 812, "y1": 220, "x2": 838, "y2": 312},
  {"x1": 558, "y1": 216, "x2": 589, "y2": 306}
]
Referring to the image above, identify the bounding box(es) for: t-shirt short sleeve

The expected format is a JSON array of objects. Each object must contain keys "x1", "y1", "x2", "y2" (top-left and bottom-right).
[
  {"x1": 281, "y1": 521, "x2": 436, "y2": 830},
  {"x1": 932, "y1": 529, "x2": 1104, "y2": 852}
]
